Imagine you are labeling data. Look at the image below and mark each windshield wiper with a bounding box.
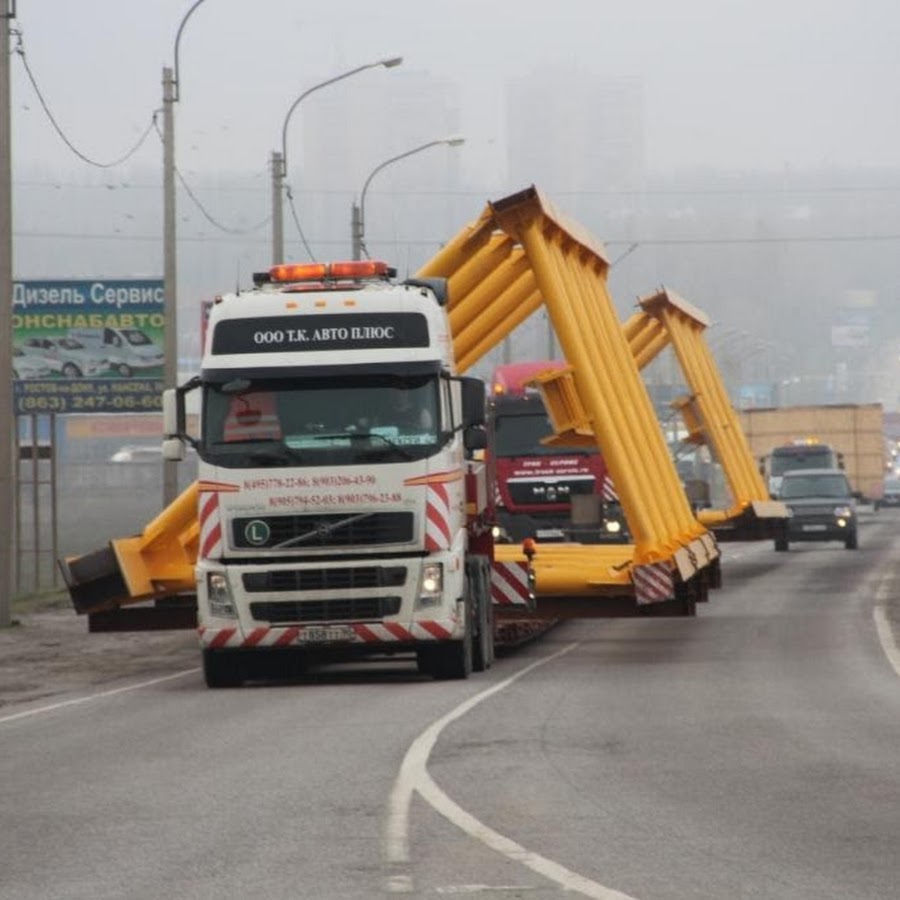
[242,445,305,465]
[350,431,415,460]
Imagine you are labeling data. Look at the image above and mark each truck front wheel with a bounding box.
[203,649,244,688]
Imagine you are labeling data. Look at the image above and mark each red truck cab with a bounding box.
[487,361,626,543]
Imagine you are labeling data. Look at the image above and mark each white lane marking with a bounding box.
[0,668,200,726]
[874,577,900,679]
[386,643,640,899]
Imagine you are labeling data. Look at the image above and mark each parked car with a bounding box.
[68,327,164,377]
[879,476,900,508]
[109,444,164,464]
[776,467,858,551]
[19,336,108,378]
[12,345,52,379]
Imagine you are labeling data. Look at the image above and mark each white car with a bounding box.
[19,336,108,378]
[12,345,52,379]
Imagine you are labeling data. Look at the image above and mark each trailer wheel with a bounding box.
[203,649,243,688]
[472,558,494,672]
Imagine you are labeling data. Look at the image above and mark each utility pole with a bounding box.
[271,151,284,265]
[350,201,362,260]
[0,2,15,627]
[162,66,178,507]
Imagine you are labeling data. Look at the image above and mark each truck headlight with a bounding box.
[417,563,443,607]
[834,506,853,518]
[604,519,622,534]
[207,572,237,618]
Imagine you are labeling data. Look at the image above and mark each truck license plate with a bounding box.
[297,625,355,643]
[802,524,827,532]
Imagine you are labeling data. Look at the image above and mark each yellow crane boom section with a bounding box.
[419,186,715,579]
[623,288,788,530]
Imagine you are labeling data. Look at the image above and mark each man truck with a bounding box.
[488,360,626,543]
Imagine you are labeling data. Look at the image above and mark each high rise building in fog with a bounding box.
[505,69,645,207]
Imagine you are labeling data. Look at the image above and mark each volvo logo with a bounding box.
[244,519,271,546]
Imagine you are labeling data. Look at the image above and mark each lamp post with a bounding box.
[351,136,464,260]
[271,56,403,265]
[162,0,208,506]
[0,0,14,627]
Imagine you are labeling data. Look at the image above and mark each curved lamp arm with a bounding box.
[359,136,465,240]
[172,0,210,102]
[280,56,402,171]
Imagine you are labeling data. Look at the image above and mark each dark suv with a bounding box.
[775,468,858,551]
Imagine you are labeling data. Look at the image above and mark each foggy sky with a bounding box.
[13,0,900,179]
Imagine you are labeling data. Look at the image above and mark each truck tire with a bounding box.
[845,531,859,550]
[774,533,789,552]
[203,649,243,688]
[62,362,82,378]
[116,363,133,377]
[423,583,474,680]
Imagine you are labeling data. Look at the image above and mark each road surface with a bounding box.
[2,511,900,899]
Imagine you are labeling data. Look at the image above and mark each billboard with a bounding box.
[11,278,165,415]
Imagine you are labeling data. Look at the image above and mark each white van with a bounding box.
[69,327,164,377]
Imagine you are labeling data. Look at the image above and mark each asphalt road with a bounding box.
[3,511,900,899]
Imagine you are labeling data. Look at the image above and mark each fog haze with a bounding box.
[9,1,900,405]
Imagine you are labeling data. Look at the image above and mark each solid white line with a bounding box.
[0,668,200,726]
[385,643,639,899]
[874,577,900,679]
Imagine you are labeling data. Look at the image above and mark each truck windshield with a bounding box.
[781,473,851,499]
[493,412,593,458]
[770,447,833,476]
[201,373,440,468]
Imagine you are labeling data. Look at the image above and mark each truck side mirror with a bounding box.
[464,426,487,453]
[460,376,486,428]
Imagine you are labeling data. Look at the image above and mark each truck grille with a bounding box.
[231,512,413,549]
[249,597,402,624]
[242,566,407,592]
[507,478,594,506]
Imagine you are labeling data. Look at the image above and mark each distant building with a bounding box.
[505,69,646,209]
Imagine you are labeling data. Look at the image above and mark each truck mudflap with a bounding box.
[198,618,463,649]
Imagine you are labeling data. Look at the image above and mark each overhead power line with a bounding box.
[13,27,157,168]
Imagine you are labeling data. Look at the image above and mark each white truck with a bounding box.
[161,259,496,686]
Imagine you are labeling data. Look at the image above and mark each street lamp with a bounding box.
[271,56,403,265]
[351,136,465,260]
[161,0,208,506]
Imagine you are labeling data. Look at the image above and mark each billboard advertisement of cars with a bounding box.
[11,278,165,415]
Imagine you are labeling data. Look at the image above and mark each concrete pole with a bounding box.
[162,66,178,507]
[351,201,362,260]
[271,150,284,265]
[0,5,13,626]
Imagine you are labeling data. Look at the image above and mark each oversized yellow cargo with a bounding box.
[738,404,885,503]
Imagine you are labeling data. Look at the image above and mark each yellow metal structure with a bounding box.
[61,186,721,621]
[60,483,198,614]
[623,288,788,537]
[420,187,718,605]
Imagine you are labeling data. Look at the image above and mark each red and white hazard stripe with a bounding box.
[199,491,223,560]
[601,474,619,502]
[632,561,674,605]
[199,618,461,648]
[425,483,452,552]
[490,560,532,607]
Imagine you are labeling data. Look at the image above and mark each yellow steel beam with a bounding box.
[488,189,705,565]
[637,288,773,507]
